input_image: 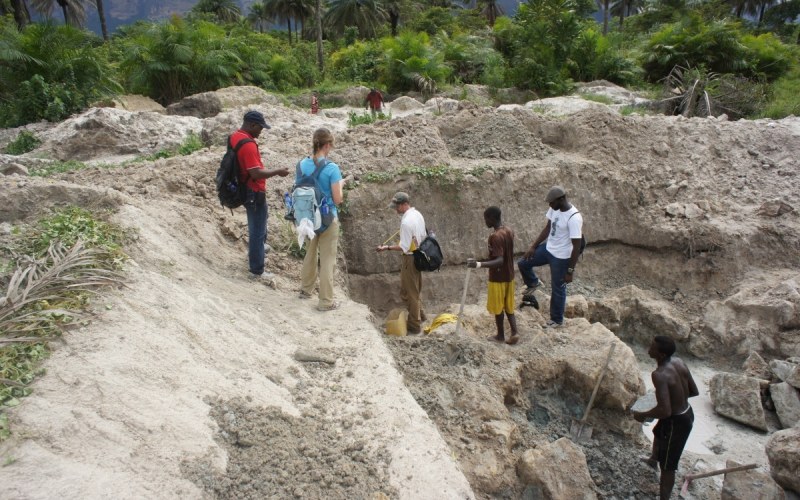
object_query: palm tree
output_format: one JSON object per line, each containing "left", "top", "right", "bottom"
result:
{"left": 264, "top": 0, "right": 295, "bottom": 44}
{"left": 476, "top": 0, "right": 504, "bottom": 26}
{"left": 289, "top": 0, "right": 313, "bottom": 42}
{"left": 96, "top": 0, "right": 108, "bottom": 40}
{"left": 191, "top": 0, "right": 242, "bottom": 23}
{"left": 8, "top": 0, "right": 32, "bottom": 29}
{"left": 248, "top": 1, "right": 273, "bottom": 32}
{"left": 30, "top": 0, "right": 88, "bottom": 27}
{"left": 597, "top": 0, "right": 610, "bottom": 34}
{"left": 610, "top": 0, "right": 642, "bottom": 28}
{"left": 315, "top": 0, "right": 323, "bottom": 71}
{"left": 325, "top": 0, "right": 387, "bottom": 39}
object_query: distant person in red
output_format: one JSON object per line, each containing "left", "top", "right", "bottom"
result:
{"left": 365, "top": 88, "right": 384, "bottom": 117}
{"left": 310, "top": 92, "right": 319, "bottom": 114}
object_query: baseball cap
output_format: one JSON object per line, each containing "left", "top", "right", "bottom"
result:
{"left": 545, "top": 185, "right": 566, "bottom": 203}
{"left": 389, "top": 192, "right": 410, "bottom": 208}
{"left": 243, "top": 110, "right": 271, "bottom": 129}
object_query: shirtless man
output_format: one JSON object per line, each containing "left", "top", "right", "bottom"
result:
{"left": 633, "top": 335, "right": 699, "bottom": 500}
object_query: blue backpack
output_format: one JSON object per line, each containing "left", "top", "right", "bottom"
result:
{"left": 290, "top": 158, "right": 333, "bottom": 234}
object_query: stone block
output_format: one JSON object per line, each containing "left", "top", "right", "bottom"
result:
{"left": 709, "top": 373, "right": 768, "bottom": 431}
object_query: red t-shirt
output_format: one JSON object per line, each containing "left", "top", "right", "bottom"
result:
{"left": 366, "top": 91, "right": 383, "bottom": 110}
{"left": 230, "top": 130, "right": 265, "bottom": 192}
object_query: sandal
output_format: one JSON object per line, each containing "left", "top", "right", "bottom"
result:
{"left": 317, "top": 301, "right": 339, "bottom": 312}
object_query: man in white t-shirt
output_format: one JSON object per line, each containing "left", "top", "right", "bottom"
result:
{"left": 518, "top": 186, "right": 584, "bottom": 328}
{"left": 376, "top": 192, "right": 427, "bottom": 334}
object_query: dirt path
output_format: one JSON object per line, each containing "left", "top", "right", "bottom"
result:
{"left": 0, "top": 200, "right": 473, "bottom": 499}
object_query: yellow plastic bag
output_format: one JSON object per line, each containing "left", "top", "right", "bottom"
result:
{"left": 423, "top": 313, "right": 457, "bottom": 334}
{"left": 385, "top": 308, "right": 408, "bottom": 336}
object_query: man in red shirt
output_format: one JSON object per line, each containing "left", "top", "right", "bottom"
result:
{"left": 231, "top": 110, "right": 289, "bottom": 280}
{"left": 365, "top": 88, "right": 384, "bottom": 117}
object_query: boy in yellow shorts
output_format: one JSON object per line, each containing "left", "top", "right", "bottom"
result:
{"left": 467, "top": 206, "right": 519, "bottom": 345}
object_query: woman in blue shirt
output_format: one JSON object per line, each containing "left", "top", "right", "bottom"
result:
{"left": 298, "top": 128, "right": 344, "bottom": 311}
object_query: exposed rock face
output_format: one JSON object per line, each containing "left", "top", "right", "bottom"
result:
{"left": 111, "top": 94, "right": 165, "bottom": 113}
{"left": 743, "top": 351, "right": 773, "bottom": 380}
{"left": 766, "top": 427, "right": 800, "bottom": 494}
{"left": 770, "top": 382, "right": 800, "bottom": 429}
{"left": 588, "top": 285, "right": 690, "bottom": 348}
{"left": 770, "top": 359, "right": 800, "bottom": 388}
{"left": 709, "top": 373, "right": 768, "bottom": 431}
{"left": 167, "top": 86, "right": 279, "bottom": 118}
{"left": 516, "top": 438, "right": 597, "bottom": 500}
{"left": 721, "top": 460, "right": 785, "bottom": 500}
{"left": 34, "top": 107, "right": 203, "bottom": 161}
{"left": 1, "top": 163, "right": 28, "bottom": 176}
{"left": 699, "top": 274, "right": 800, "bottom": 359}
{"left": 389, "top": 96, "right": 424, "bottom": 112}
{"left": 0, "top": 177, "right": 127, "bottom": 223}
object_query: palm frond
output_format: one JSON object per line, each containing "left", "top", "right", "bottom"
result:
{"left": 0, "top": 240, "right": 122, "bottom": 343}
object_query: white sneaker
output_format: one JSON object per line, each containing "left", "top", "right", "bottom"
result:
{"left": 544, "top": 320, "right": 563, "bottom": 329}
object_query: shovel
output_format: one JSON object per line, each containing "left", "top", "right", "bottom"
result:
{"left": 570, "top": 342, "right": 616, "bottom": 441}
{"left": 453, "top": 267, "right": 471, "bottom": 335}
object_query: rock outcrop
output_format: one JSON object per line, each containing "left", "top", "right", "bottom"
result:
{"left": 167, "top": 86, "right": 279, "bottom": 118}
{"left": 709, "top": 373, "right": 768, "bottom": 431}
{"left": 517, "top": 438, "right": 597, "bottom": 500}
{"left": 770, "top": 382, "right": 800, "bottom": 428}
{"left": 721, "top": 460, "right": 785, "bottom": 500}
{"left": 766, "top": 427, "right": 800, "bottom": 494}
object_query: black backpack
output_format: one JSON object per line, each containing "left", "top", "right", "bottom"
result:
{"left": 413, "top": 233, "right": 444, "bottom": 272}
{"left": 216, "top": 135, "right": 254, "bottom": 210}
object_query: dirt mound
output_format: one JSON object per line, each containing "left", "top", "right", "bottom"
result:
{"left": 441, "top": 108, "right": 552, "bottom": 160}
{"left": 184, "top": 398, "right": 396, "bottom": 499}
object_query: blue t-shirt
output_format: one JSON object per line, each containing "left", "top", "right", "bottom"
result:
{"left": 296, "top": 156, "right": 343, "bottom": 218}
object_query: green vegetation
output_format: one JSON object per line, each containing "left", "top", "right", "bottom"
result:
{"left": 3, "top": 131, "right": 41, "bottom": 155}
{"left": 143, "top": 132, "right": 205, "bottom": 161}
{"left": 620, "top": 105, "right": 650, "bottom": 116}
{"left": 0, "top": 0, "right": 798, "bottom": 125}
{"left": 347, "top": 110, "right": 390, "bottom": 127}
{"left": 30, "top": 160, "right": 89, "bottom": 177}
{"left": 0, "top": 207, "right": 127, "bottom": 427}
{"left": 581, "top": 93, "right": 615, "bottom": 104}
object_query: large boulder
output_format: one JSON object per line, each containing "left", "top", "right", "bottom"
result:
{"left": 770, "top": 382, "right": 800, "bottom": 429}
{"left": 709, "top": 373, "right": 768, "bottom": 431}
{"left": 766, "top": 427, "right": 800, "bottom": 494}
{"left": 589, "top": 285, "right": 690, "bottom": 348}
{"left": 770, "top": 360, "right": 800, "bottom": 388}
{"left": 167, "top": 86, "right": 279, "bottom": 118}
{"left": 389, "top": 96, "right": 424, "bottom": 112}
{"left": 551, "top": 320, "right": 645, "bottom": 412}
{"left": 743, "top": 351, "right": 773, "bottom": 380}
{"left": 34, "top": 107, "right": 203, "bottom": 161}
{"left": 516, "top": 438, "right": 597, "bottom": 500}
{"left": 721, "top": 460, "right": 785, "bottom": 500}
{"left": 699, "top": 274, "right": 800, "bottom": 358}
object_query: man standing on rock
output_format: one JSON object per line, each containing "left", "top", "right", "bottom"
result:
{"left": 376, "top": 192, "right": 427, "bottom": 334}
{"left": 365, "top": 88, "right": 384, "bottom": 117}
{"left": 232, "top": 110, "right": 290, "bottom": 281}
{"left": 518, "top": 185, "right": 583, "bottom": 328}
{"left": 468, "top": 206, "right": 519, "bottom": 345}
{"left": 633, "top": 335, "right": 699, "bottom": 500}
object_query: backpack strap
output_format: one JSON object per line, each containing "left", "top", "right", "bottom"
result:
{"left": 230, "top": 135, "right": 255, "bottom": 180}
{"left": 567, "top": 210, "right": 580, "bottom": 221}
{"left": 311, "top": 157, "right": 329, "bottom": 179}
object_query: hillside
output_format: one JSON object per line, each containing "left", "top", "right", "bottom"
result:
{"left": 0, "top": 85, "right": 799, "bottom": 498}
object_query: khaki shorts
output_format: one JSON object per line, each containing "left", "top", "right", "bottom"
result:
{"left": 487, "top": 281, "right": 515, "bottom": 315}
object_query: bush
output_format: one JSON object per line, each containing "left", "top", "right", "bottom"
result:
{"left": 379, "top": 31, "right": 451, "bottom": 93}
{"left": 640, "top": 15, "right": 793, "bottom": 83}
{"left": 761, "top": 64, "right": 800, "bottom": 118}
{"left": 3, "top": 131, "right": 41, "bottom": 155}
{"left": 330, "top": 40, "right": 383, "bottom": 83}
{"left": 0, "top": 21, "right": 119, "bottom": 127}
